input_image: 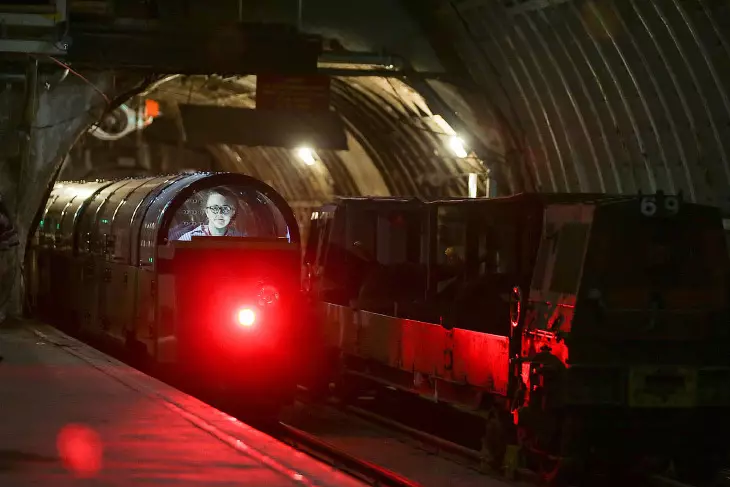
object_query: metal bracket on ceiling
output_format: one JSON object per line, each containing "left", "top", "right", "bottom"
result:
{"left": 0, "top": 0, "right": 68, "bottom": 55}
{"left": 316, "top": 50, "right": 454, "bottom": 81}
{"left": 318, "top": 51, "right": 405, "bottom": 71}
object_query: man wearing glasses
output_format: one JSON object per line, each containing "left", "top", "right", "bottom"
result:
{"left": 177, "top": 187, "right": 247, "bottom": 241}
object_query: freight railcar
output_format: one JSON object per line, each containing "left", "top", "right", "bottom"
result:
{"left": 27, "top": 172, "right": 304, "bottom": 415}
{"left": 304, "top": 192, "right": 730, "bottom": 483}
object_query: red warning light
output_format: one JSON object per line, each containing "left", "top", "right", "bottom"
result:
{"left": 144, "top": 99, "right": 160, "bottom": 119}
{"left": 237, "top": 307, "right": 256, "bottom": 327}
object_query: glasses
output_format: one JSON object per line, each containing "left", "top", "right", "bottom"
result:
{"left": 206, "top": 205, "right": 233, "bottom": 215}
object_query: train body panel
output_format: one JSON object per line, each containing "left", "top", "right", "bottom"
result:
{"left": 27, "top": 172, "right": 304, "bottom": 413}
{"left": 320, "top": 302, "right": 511, "bottom": 400}
{"left": 307, "top": 192, "right": 730, "bottom": 480}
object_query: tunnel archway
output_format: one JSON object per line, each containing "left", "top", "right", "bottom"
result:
{"left": 60, "top": 73, "right": 493, "bottom": 233}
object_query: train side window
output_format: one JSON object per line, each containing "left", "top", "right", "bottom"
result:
{"left": 318, "top": 212, "right": 346, "bottom": 303}
{"left": 549, "top": 223, "right": 590, "bottom": 295}
{"left": 347, "top": 208, "right": 377, "bottom": 259}
{"left": 351, "top": 207, "right": 426, "bottom": 316}
{"left": 304, "top": 212, "right": 322, "bottom": 265}
{"left": 435, "top": 205, "right": 467, "bottom": 292}
{"left": 474, "top": 217, "right": 519, "bottom": 278}
{"left": 436, "top": 207, "right": 466, "bottom": 263}
{"left": 531, "top": 222, "right": 555, "bottom": 292}
{"left": 317, "top": 213, "right": 335, "bottom": 267}
{"left": 375, "top": 211, "right": 421, "bottom": 265}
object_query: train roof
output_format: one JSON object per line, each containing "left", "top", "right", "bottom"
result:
{"left": 36, "top": 171, "right": 299, "bottom": 267}
{"left": 316, "top": 192, "right": 723, "bottom": 217}
{"left": 430, "top": 192, "right": 629, "bottom": 205}
{"left": 318, "top": 192, "right": 630, "bottom": 210}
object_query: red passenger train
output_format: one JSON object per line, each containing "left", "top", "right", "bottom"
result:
{"left": 26, "top": 172, "right": 306, "bottom": 416}
{"left": 305, "top": 192, "right": 730, "bottom": 484}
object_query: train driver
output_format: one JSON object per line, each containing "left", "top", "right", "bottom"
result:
{"left": 177, "top": 187, "right": 247, "bottom": 240}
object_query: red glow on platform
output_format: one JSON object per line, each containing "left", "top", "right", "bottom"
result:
{"left": 57, "top": 423, "right": 103, "bottom": 478}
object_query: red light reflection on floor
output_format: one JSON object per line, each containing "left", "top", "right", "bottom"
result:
{"left": 56, "top": 423, "right": 103, "bottom": 478}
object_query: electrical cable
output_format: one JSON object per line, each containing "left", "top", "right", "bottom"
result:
{"left": 44, "top": 55, "right": 111, "bottom": 106}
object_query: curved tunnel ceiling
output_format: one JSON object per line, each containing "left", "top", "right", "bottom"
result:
{"left": 69, "top": 0, "right": 730, "bottom": 218}
{"left": 138, "top": 73, "right": 486, "bottom": 212}
{"left": 412, "top": 0, "right": 730, "bottom": 213}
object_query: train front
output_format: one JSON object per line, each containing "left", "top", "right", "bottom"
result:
{"left": 567, "top": 194, "right": 730, "bottom": 480}
{"left": 157, "top": 174, "right": 304, "bottom": 411}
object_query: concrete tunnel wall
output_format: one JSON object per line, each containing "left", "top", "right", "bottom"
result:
{"left": 3, "top": 0, "right": 730, "bottom": 321}
{"left": 0, "top": 73, "right": 114, "bottom": 321}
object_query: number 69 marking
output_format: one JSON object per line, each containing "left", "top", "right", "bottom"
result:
{"left": 640, "top": 197, "right": 657, "bottom": 216}
{"left": 640, "top": 195, "right": 679, "bottom": 216}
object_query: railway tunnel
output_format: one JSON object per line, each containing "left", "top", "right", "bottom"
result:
{"left": 1, "top": 0, "right": 730, "bottom": 322}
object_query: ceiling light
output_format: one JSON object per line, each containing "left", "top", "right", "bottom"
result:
{"left": 449, "top": 136, "right": 468, "bottom": 159}
{"left": 296, "top": 147, "right": 316, "bottom": 166}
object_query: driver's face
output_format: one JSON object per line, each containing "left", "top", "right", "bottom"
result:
{"left": 205, "top": 192, "right": 235, "bottom": 230}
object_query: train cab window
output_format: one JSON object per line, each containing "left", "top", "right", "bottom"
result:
{"left": 351, "top": 206, "right": 425, "bottom": 314}
{"left": 435, "top": 205, "right": 467, "bottom": 293}
{"left": 426, "top": 202, "right": 523, "bottom": 335}
{"left": 375, "top": 212, "right": 421, "bottom": 265}
{"left": 549, "top": 222, "right": 590, "bottom": 295}
{"left": 313, "top": 205, "right": 371, "bottom": 305}
{"left": 304, "top": 212, "right": 324, "bottom": 265}
{"left": 167, "top": 185, "right": 289, "bottom": 242}
{"left": 530, "top": 222, "right": 555, "bottom": 292}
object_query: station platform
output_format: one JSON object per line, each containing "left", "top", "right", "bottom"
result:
{"left": 0, "top": 321, "right": 365, "bottom": 487}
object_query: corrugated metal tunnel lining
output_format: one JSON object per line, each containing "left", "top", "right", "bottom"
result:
{"left": 72, "top": 73, "right": 488, "bottom": 230}
{"left": 419, "top": 0, "right": 730, "bottom": 213}
{"left": 63, "top": 0, "right": 730, "bottom": 220}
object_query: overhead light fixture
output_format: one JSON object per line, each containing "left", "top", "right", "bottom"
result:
{"left": 449, "top": 136, "right": 468, "bottom": 159}
{"left": 296, "top": 147, "right": 317, "bottom": 166}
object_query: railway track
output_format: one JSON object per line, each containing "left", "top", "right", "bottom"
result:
{"left": 277, "top": 397, "right": 510, "bottom": 487}
{"left": 274, "top": 422, "right": 421, "bottom": 487}
{"left": 291, "top": 385, "right": 714, "bottom": 487}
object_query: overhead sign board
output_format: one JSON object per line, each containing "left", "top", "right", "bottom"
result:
{"left": 178, "top": 104, "right": 347, "bottom": 150}
{"left": 256, "top": 74, "right": 331, "bottom": 113}
{"left": 66, "top": 24, "right": 322, "bottom": 74}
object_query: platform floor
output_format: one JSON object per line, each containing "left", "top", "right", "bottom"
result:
{"left": 0, "top": 322, "right": 365, "bottom": 486}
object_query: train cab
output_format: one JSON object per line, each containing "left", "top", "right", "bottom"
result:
{"left": 309, "top": 191, "right": 730, "bottom": 377}
{"left": 307, "top": 191, "right": 730, "bottom": 481}
{"left": 27, "top": 172, "right": 303, "bottom": 410}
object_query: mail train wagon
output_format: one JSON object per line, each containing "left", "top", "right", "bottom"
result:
{"left": 305, "top": 192, "right": 730, "bottom": 484}
{"left": 27, "top": 172, "right": 306, "bottom": 415}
